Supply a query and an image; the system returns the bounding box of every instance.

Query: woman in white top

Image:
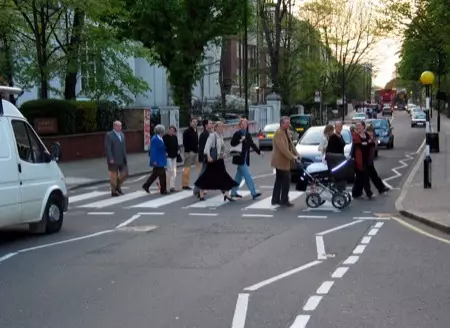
[194,122,238,201]
[318,124,335,156]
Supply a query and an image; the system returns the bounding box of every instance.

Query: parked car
[258,123,299,150]
[382,105,393,116]
[290,114,312,138]
[291,125,353,182]
[409,106,423,117]
[0,86,68,233]
[365,118,394,149]
[411,111,426,127]
[351,112,367,124]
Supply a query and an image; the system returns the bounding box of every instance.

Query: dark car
[365,118,394,149]
[382,106,393,116]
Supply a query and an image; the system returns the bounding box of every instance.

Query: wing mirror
[51,142,61,162]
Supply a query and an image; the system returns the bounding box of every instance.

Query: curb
[395,142,450,234]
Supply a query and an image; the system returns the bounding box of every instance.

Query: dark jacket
[352,131,372,171]
[183,127,199,153]
[198,130,210,162]
[326,133,345,154]
[163,134,179,159]
[230,130,260,166]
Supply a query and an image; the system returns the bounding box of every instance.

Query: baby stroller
[297,154,353,209]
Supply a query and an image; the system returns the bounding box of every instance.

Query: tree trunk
[0,34,15,104]
[64,9,85,100]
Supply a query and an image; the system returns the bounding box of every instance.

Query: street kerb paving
[396,113,450,233]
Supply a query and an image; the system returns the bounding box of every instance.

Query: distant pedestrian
[271,116,300,207]
[105,120,128,197]
[230,118,262,200]
[163,125,179,192]
[193,119,213,197]
[182,118,199,189]
[351,121,373,199]
[142,124,168,195]
[365,125,389,194]
[195,122,238,201]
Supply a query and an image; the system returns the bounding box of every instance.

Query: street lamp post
[243,0,249,121]
[419,70,435,189]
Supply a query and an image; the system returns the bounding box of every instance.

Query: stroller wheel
[306,193,322,208]
[331,193,348,209]
[344,191,352,205]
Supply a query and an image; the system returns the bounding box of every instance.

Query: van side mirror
[51,142,61,162]
[43,151,52,163]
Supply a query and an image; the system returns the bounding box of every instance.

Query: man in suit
[105,120,128,197]
[271,116,300,206]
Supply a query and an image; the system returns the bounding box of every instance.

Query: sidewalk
[61,137,258,190]
[395,110,450,233]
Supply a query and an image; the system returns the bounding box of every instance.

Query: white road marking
[80,191,150,208]
[116,214,141,229]
[187,191,251,208]
[303,295,323,311]
[137,212,165,215]
[253,172,275,179]
[363,210,371,214]
[315,236,327,260]
[289,315,310,328]
[131,190,192,208]
[331,267,349,278]
[353,245,366,254]
[260,185,274,189]
[368,228,379,236]
[316,281,334,294]
[188,213,218,216]
[384,153,414,182]
[360,236,372,244]
[242,214,273,218]
[391,216,450,245]
[374,222,384,228]
[69,191,110,203]
[239,179,245,188]
[353,217,380,220]
[298,215,328,219]
[416,138,426,154]
[343,255,359,265]
[244,192,304,210]
[0,252,18,263]
[87,212,114,215]
[317,220,363,236]
[244,260,322,291]
[117,225,158,233]
[231,293,249,328]
[130,175,147,183]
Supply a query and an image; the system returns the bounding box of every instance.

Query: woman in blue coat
[142,124,168,194]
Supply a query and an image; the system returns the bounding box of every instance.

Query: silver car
[258,123,299,150]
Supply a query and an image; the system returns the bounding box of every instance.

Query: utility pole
[243,0,249,120]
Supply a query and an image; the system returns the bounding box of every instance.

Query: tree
[126,0,249,112]
[301,0,380,107]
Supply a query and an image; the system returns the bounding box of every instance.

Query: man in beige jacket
[271,116,300,206]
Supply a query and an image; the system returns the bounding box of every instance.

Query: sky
[372,38,401,88]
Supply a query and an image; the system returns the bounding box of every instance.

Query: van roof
[1,99,25,119]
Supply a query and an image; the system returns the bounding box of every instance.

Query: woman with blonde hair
[194,122,238,201]
[318,124,335,156]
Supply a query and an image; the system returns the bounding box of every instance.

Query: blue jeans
[193,162,206,193]
[231,164,257,196]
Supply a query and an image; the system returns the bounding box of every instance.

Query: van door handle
[18,163,22,173]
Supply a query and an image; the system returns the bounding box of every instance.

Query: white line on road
[331,267,349,278]
[368,228,379,236]
[298,215,328,219]
[360,236,372,244]
[0,252,18,263]
[303,295,323,311]
[231,293,249,328]
[87,212,114,215]
[343,255,359,265]
[137,212,165,215]
[416,138,426,154]
[242,214,273,218]
[353,245,366,254]
[374,222,384,228]
[315,236,327,260]
[129,175,147,183]
[244,260,322,292]
[353,217,380,220]
[239,180,245,188]
[189,213,218,216]
[317,220,363,236]
[289,315,310,328]
[316,281,334,295]
[115,214,141,229]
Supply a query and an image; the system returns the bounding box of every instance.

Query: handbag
[176,152,183,163]
[229,142,242,157]
[209,134,218,161]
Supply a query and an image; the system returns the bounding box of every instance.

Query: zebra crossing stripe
[245,191,305,210]
[69,191,110,203]
[79,191,150,209]
[131,190,193,208]
[186,191,252,208]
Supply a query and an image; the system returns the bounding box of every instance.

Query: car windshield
[290,115,310,126]
[300,128,351,145]
[367,120,388,130]
[413,113,426,119]
[354,113,365,118]
[263,124,279,132]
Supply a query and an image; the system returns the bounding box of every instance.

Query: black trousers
[272,169,290,204]
[368,164,386,192]
[143,167,167,192]
[352,168,372,198]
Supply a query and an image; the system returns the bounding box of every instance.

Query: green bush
[73,101,98,133]
[20,99,77,135]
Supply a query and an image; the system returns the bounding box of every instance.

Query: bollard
[423,153,432,188]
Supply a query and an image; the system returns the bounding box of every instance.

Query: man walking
[105,120,128,197]
[182,118,199,189]
[193,119,212,196]
[271,117,300,206]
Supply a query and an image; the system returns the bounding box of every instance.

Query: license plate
[417,122,424,125]
[296,128,304,132]
[266,133,274,138]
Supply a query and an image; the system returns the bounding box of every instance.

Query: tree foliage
[126,0,249,112]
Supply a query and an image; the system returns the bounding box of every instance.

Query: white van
[0,86,68,233]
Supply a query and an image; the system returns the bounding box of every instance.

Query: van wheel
[43,195,64,234]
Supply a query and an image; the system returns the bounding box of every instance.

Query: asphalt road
[1,111,449,328]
